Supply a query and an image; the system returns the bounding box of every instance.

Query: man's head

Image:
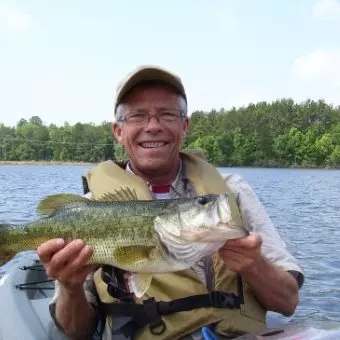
[112,65,190,184]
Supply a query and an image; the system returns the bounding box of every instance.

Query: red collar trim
[151,185,171,193]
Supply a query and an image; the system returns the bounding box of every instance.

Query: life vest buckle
[143,298,167,335]
[208,291,240,309]
[149,320,166,335]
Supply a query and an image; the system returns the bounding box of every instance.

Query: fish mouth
[162,193,242,243]
[153,193,246,264]
[139,141,168,149]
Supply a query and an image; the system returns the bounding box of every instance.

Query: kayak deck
[0,253,67,340]
[1,254,339,340]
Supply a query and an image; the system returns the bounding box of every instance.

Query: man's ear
[183,116,190,136]
[112,122,123,144]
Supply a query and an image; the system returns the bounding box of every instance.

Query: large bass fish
[0,188,246,297]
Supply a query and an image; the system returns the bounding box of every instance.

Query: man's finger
[219,249,241,261]
[48,239,86,274]
[57,245,93,279]
[220,247,247,258]
[225,233,262,249]
[37,238,65,264]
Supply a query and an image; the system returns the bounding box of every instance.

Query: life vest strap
[100,292,241,338]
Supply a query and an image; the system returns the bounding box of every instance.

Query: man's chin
[138,161,167,173]
[132,156,169,173]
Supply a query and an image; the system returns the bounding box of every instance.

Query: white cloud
[292,49,340,87]
[0,4,32,32]
[312,0,340,20]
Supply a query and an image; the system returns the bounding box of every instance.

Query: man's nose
[145,114,163,130]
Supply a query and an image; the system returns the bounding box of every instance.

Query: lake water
[0,164,339,327]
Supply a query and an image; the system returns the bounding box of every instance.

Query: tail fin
[0,224,17,266]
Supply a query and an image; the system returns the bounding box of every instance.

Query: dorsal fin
[36,194,89,216]
[98,187,138,202]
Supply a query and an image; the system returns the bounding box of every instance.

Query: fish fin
[129,273,152,298]
[98,187,138,202]
[0,224,17,266]
[113,246,155,266]
[36,194,89,216]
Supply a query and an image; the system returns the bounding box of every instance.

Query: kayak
[234,323,340,340]
[0,253,67,340]
[0,253,339,340]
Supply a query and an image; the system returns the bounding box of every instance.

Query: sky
[0,0,340,127]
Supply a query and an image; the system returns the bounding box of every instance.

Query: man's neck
[128,159,181,186]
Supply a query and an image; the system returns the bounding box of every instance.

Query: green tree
[0,98,339,167]
[314,133,334,166]
[328,146,340,167]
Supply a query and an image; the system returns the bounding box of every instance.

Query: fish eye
[197,196,208,205]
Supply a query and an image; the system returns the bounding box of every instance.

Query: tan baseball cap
[114,65,187,113]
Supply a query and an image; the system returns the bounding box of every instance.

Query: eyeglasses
[118,110,186,125]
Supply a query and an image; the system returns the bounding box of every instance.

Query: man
[37,65,304,340]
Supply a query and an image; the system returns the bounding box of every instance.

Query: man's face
[112,84,189,175]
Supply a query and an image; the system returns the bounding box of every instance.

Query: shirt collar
[125,159,183,194]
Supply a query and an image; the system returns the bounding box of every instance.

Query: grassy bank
[0,161,98,166]
[1,160,338,169]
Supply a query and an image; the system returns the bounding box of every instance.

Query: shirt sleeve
[49,271,99,329]
[223,173,304,286]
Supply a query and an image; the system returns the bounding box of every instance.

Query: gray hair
[114,95,188,122]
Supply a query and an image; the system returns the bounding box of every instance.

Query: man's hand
[37,239,97,339]
[37,238,94,292]
[219,232,262,274]
[219,232,299,316]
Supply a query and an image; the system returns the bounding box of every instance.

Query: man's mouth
[140,142,167,149]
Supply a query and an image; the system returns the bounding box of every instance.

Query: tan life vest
[82,150,266,339]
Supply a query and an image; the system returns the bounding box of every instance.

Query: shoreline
[0,161,98,166]
[0,160,338,169]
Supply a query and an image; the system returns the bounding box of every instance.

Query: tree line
[1,98,340,168]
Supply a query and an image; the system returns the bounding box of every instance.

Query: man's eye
[160,112,178,120]
[129,114,146,121]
